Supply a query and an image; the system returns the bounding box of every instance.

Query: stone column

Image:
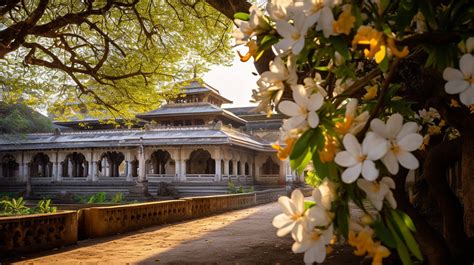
[223,159,229,176]
[57,162,63,182]
[105,159,111,178]
[174,159,181,182]
[51,162,57,182]
[23,163,29,182]
[92,161,98,181]
[180,160,187,181]
[138,147,146,182]
[0,163,3,178]
[215,159,222,182]
[67,158,73,178]
[240,162,245,176]
[279,159,286,184]
[126,160,133,181]
[232,160,238,176]
[87,161,93,181]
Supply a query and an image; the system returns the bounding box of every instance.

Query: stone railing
[81,192,257,238]
[0,211,78,257]
[255,188,288,204]
[147,174,175,183]
[186,174,215,182]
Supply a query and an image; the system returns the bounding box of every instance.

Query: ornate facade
[0,80,299,195]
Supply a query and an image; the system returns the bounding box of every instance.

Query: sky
[203,52,259,108]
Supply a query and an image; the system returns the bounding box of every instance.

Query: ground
[6,202,363,265]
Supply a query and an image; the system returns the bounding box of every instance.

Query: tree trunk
[393,169,452,265]
[462,132,474,238]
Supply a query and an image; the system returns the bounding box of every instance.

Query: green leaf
[395,209,416,232]
[330,36,350,60]
[373,219,397,248]
[290,129,314,160]
[291,150,313,175]
[234,12,250,21]
[255,35,279,61]
[305,201,316,211]
[335,203,349,238]
[386,215,413,265]
[378,55,389,72]
[390,210,423,261]
[418,1,437,29]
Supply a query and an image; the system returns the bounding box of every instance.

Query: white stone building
[0,80,300,196]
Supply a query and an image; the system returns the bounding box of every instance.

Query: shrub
[111,192,123,203]
[34,199,57,214]
[1,197,30,215]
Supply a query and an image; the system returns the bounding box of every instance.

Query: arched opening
[62,152,88,177]
[187,149,215,174]
[229,160,234,175]
[30,153,52,178]
[98,151,125,177]
[149,150,174,174]
[262,156,280,175]
[1,154,19,178]
[237,161,242,175]
[245,162,250,176]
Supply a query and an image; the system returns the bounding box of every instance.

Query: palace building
[0,80,299,196]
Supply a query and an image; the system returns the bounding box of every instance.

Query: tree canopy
[0,0,234,121]
[0,102,52,134]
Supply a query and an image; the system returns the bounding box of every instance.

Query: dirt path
[6,202,362,265]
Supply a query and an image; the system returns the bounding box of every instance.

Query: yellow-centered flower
[272,137,296,160]
[363,85,378,101]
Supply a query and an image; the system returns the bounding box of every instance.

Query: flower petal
[443,67,463,81]
[278,196,297,215]
[385,191,397,209]
[307,206,329,227]
[275,38,294,53]
[282,115,306,130]
[386,113,403,138]
[364,135,388,160]
[445,79,469,94]
[292,84,308,107]
[382,151,399,175]
[356,178,372,193]
[381,177,396,189]
[276,20,295,39]
[272,213,293,228]
[397,122,419,141]
[307,111,320,128]
[398,134,423,152]
[307,92,324,111]
[370,118,388,138]
[312,188,322,203]
[396,150,419,170]
[291,189,305,214]
[277,221,296,237]
[342,163,362,183]
[306,243,326,264]
[459,53,473,76]
[343,133,362,156]
[292,221,305,242]
[334,151,358,167]
[292,39,305,54]
[292,239,311,253]
[279,101,301,116]
[459,87,474,106]
[362,160,379,181]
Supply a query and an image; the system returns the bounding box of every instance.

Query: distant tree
[0,0,233,120]
[0,102,52,134]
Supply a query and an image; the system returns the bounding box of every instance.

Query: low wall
[255,188,288,204]
[82,193,257,238]
[0,211,77,256]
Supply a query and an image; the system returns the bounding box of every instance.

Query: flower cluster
[232,1,471,264]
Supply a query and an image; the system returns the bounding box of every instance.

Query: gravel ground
[6,202,363,265]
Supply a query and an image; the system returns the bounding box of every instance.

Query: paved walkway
[7,202,361,265]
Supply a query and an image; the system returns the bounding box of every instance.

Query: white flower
[314,178,337,210]
[256,55,297,106]
[233,5,269,43]
[333,78,354,96]
[302,0,338,38]
[275,11,315,54]
[272,189,307,238]
[341,99,369,135]
[357,177,397,211]
[334,133,388,183]
[418,107,440,124]
[370,113,423,175]
[304,73,327,97]
[459,37,474,54]
[292,224,334,264]
[278,84,324,130]
[267,0,295,21]
[443,53,474,106]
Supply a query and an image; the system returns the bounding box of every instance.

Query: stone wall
[0,211,77,257]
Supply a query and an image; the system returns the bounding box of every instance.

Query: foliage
[87,192,107,204]
[33,199,57,214]
[0,197,30,215]
[227,182,255,194]
[0,102,52,134]
[0,0,233,122]
[233,0,473,264]
[111,192,124,204]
